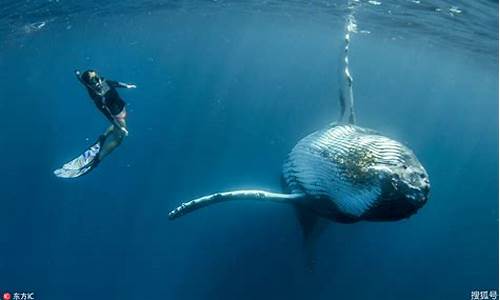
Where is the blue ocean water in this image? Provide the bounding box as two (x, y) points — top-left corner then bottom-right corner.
(0, 1), (498, 299)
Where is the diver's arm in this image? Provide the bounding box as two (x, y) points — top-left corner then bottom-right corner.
(107, 80), (136, 89)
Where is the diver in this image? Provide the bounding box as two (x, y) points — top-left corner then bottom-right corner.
(54, 70), (136, 178)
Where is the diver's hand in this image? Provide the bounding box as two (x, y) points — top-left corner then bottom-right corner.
(125, 84), (137, 89)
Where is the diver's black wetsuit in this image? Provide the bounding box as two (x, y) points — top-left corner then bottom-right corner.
(83, 79), (128, 121)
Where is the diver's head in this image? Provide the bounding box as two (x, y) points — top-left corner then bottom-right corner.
(82, 70), (103, 88)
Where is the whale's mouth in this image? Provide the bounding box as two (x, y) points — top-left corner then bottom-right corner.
(361, 172), (430, 222)
(363, 196), (423, 221)
(405, 182), (430, 205)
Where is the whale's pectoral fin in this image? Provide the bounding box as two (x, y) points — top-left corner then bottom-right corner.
(338, 89), (347, 122)
(337, 21), (356, 125)
(168, 190), (306, 220)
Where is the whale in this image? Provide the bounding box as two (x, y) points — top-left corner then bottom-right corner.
(168, 22), (431, 233)
(168, 123), (430, 224)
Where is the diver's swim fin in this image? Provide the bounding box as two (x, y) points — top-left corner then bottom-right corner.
(54, 137), (102, 178)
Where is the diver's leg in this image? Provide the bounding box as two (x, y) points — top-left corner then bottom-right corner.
(97, 119), (127, 161)
(103, 124), (114, 137)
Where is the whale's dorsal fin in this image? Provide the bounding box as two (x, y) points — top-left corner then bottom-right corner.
(168, 190), (306, 220)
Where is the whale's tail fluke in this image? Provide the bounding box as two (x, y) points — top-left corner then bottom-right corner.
(168, 190), (306, 220)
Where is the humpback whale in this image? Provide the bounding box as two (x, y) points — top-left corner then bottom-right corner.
(168, 124), (430, 223)
(168, 16), (430, 228)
